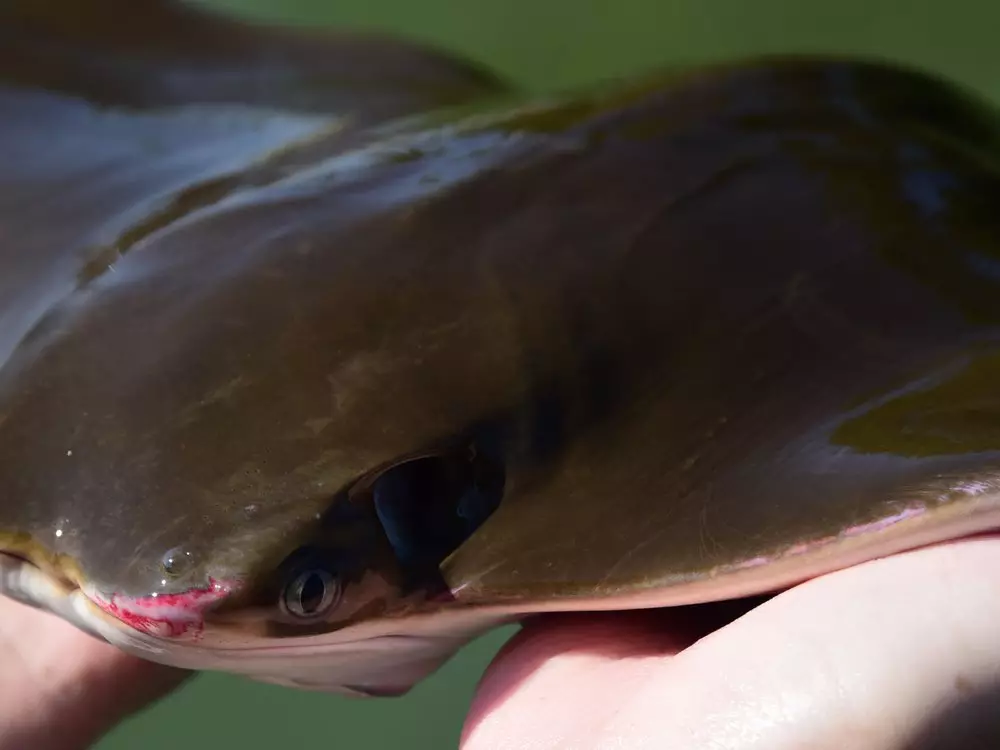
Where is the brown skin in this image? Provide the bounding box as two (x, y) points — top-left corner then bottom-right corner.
(0, 0), (506, 113)
(0, 0), (508, 601)
(5, 54), (1000, 607)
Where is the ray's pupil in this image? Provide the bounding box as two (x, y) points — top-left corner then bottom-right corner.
(297, 572), (328, 614)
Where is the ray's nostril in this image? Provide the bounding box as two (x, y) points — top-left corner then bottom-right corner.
(161, 546), (195, 577)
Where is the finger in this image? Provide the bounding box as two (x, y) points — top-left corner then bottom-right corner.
(462, 536), (1000, 750)
(0, 595), (189, 750)
(465, 594), (770, 744)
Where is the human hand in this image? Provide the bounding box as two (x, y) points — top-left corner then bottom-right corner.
(0, 595), (188, 750)
(462, 537), (1000, 750)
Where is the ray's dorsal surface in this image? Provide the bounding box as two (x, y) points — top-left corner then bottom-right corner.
(4, 0), (1000, 697)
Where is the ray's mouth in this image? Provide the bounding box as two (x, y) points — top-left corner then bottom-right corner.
(86, 578), (239, 639)
(0, 548), (238, 641)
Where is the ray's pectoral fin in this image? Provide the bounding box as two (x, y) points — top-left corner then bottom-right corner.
(0, 0), (508, 116)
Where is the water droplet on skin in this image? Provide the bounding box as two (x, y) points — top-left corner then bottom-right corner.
(51, 517), (71, 540)
(161, 547), (194, 577)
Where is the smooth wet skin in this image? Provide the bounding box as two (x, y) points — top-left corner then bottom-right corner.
(4, 0), (1000, 696)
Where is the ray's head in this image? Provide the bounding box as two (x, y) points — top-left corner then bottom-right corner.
(0, 442), (510, 695)
(0, 0), (527, 696)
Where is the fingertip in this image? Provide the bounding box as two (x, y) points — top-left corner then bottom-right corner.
(461, 608), (712, 749)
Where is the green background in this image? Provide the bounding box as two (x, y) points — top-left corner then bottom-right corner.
(95, 1), (996, 748)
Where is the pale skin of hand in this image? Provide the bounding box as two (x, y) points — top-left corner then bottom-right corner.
(0, 597), (188, 750)
(3, 537), (1000, 750)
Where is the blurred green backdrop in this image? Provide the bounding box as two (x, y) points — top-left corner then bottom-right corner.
(94, 1), (997, 748)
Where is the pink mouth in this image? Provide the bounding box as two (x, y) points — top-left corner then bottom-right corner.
(89, 578), (236, 639)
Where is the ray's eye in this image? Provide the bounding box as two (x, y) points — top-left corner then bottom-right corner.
(280, 568), (341, 619)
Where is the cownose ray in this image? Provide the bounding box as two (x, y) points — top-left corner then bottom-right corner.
(3, 0), (1000, 697)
